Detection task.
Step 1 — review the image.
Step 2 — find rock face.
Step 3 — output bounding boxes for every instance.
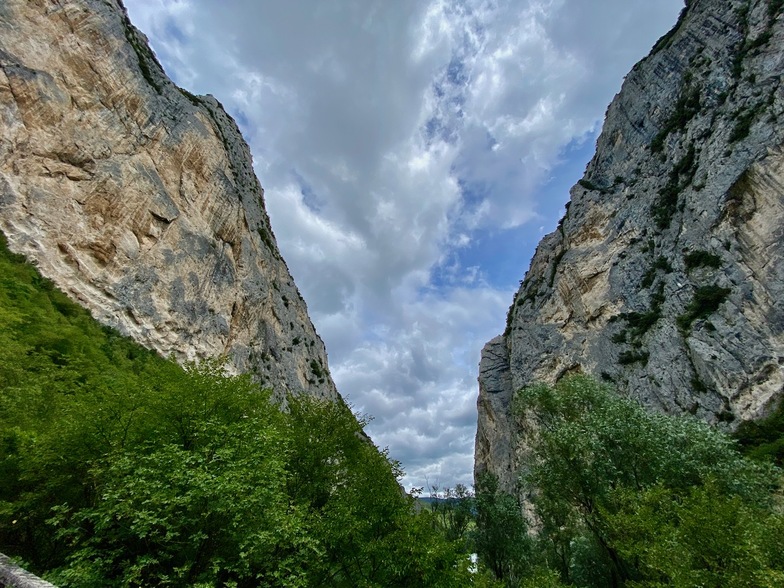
[0,0,337,401]
[477,0,784,491]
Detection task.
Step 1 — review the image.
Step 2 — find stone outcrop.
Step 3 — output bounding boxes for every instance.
[0,0,337,401]
[0,552,56,588]
[477,0,784,490]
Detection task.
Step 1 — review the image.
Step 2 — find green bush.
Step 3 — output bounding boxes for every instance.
[618,350,649,365]
[770,0,784,21]
[650,87,701,153]
[735,400,784,466]
[651,145,697,230]
[684,249,722,270]
[641,256,673,288]
[578,179,600,192]
[729,109,756,143]
[677,284,731,332]
[613,284,665,365]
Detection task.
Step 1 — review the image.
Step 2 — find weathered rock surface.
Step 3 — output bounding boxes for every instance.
[0,552,56,588]
[0,0,337,401]
[477,0,784,490]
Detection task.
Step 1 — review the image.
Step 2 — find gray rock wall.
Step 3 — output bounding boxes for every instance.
[0,0,338,401]
[0,553,56,588]
[477,0,784,489]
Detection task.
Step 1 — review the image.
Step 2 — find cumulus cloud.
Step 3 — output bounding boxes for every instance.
[125,0,683,488]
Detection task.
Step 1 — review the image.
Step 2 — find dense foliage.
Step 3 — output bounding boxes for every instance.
[471,375,784,588]
[473,474,532,585]
[735,399,784,466]
[0,234,474,586]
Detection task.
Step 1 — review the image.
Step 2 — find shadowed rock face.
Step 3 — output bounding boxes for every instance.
[0,551,57,588]
[477,0,784,491]
[0,0,337,401]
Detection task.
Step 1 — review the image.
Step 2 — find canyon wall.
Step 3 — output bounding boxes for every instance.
[477,0,784,490]
[0,0,337,401]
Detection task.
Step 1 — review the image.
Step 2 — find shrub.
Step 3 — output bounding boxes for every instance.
[652,145,697,230]
[684,249,722,270]
[618,350,649,365]
[548,250,566,288]
[729,108,756,143]
[677,284,731,332]
[650,87,701,153]
[735,399,784,466]
[578,179,600,191]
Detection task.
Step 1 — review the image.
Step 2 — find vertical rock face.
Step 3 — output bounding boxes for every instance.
[477,0,784,490]
[0,0,338,401]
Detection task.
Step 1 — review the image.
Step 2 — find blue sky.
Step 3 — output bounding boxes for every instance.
[124,0,683,490]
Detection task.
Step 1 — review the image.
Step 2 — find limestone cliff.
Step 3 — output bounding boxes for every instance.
[0,0,337,401]
[477,0,784,491]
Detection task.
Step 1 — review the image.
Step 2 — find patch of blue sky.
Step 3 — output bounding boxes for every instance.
[534,131,599,228]
[163,18,187,44]
[455,175,489,210]
[233,109,251,132]
[445,56,468,86]
[291,169,322,213]
[430,129,600,292]
[430,225,540,292]
[424,75,468,146]
[424,115,460,146]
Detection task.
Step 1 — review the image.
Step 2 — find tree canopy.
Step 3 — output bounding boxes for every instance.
[496,375,784,587]
[0,233,475,586]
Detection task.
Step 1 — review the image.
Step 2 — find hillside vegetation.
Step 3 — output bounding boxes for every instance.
[0,233,479,587]
[469,376,784,587]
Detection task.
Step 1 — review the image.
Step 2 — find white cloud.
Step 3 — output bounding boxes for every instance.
[125,0,683,489]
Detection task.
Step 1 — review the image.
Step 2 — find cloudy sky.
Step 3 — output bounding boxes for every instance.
[124,0,683,491]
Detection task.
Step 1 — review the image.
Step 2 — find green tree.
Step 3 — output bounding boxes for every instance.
[514,375,782,587]
[284,396,473,586]
[45,366,313,587]
[473,473,533,585]
[605,482,784,588]
[429,483,474,545]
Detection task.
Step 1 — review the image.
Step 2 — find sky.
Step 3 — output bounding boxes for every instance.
[124,0,684,491]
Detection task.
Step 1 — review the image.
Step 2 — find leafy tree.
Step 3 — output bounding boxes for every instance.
[429,483,475,544]
[605,482,784,588]
[513,375,782,587]
[734,400,784,466]
[284,396,473,586]
[0,233,174,567]
[44,366,313,587]
[473,473,533,585]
